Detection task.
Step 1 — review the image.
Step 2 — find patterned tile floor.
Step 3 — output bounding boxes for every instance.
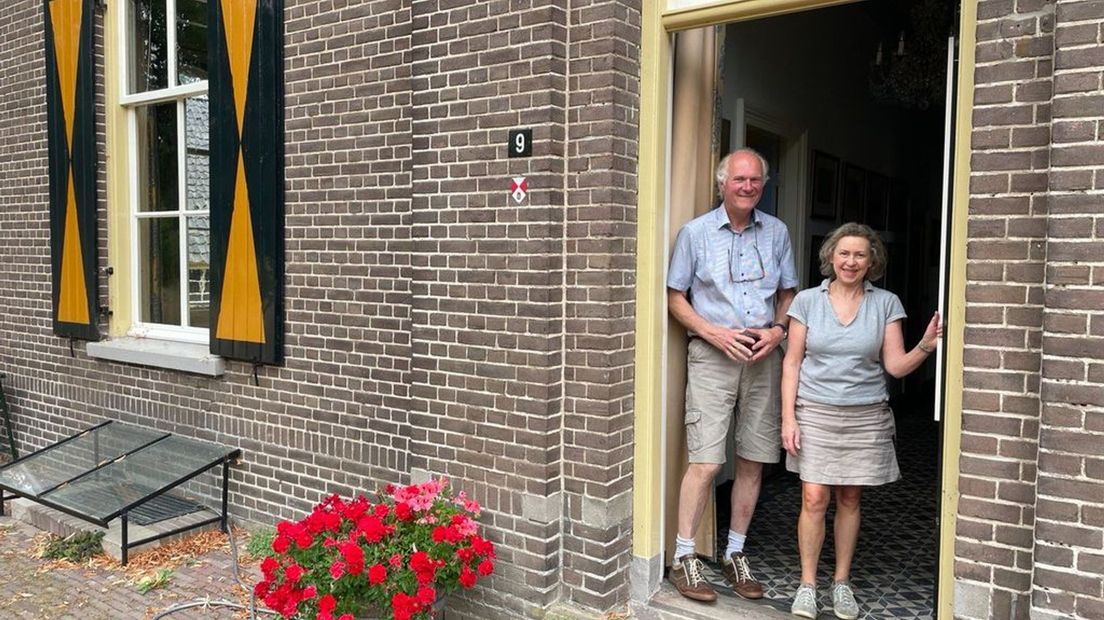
[708,412,939,619]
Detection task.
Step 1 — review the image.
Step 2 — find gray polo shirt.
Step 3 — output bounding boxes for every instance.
[667,206,798,331]
[787,279,907,406]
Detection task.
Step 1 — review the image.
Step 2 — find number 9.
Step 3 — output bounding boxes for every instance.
[514,133,526,153]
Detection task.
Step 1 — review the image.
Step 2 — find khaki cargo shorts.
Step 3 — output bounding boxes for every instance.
[684,338,782,464]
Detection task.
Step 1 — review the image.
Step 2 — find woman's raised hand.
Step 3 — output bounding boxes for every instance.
[921,311,943,351]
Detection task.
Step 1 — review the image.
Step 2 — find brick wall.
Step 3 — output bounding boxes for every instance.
[956,1,1054,617]
[1033,1,1104,618]
[0,0,643,617]
[560,0,640,610]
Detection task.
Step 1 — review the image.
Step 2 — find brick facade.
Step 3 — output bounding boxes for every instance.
[957,1,1104,619]
[1,0,1101,618]
[0,0,641,617]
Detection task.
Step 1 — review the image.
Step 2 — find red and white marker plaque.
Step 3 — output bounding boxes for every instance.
[511,176,528,204]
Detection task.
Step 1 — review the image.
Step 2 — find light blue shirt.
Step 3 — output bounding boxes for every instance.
[787,279,907,406]
[667,206,799,331]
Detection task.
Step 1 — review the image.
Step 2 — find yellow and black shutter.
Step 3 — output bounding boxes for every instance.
[208,0,283,364]
[46,0,98,341]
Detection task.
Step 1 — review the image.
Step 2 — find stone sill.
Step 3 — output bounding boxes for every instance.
[87,337,225,377]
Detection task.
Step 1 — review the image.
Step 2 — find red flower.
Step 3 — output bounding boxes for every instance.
[260,556,279,579]
[253,581,270,598]
[338,615,354,620]
[357,515,388,543]
[394,502,414,521]
[338,541,364,575]
[477,559,494,576]
[456,547,475,564]
[368,563,387,585]
[319,593,337,614]
[470,535,494,557]
[272,535,291,553]
[459,567,477,588]
[409,551,433,572]
[330,560,346,580]
[373,503,390,519]
[284,564,305,583]
[416,585,437,605]
[389,553,404,568]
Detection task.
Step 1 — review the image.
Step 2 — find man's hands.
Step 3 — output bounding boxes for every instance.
[703,325,784,363]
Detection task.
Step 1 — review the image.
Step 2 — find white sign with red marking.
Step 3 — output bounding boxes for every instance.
[511,177,528,204]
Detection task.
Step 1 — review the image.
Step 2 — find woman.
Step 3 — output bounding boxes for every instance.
[781,223,942,619]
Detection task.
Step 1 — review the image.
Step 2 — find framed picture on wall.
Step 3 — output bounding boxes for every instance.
[865,173,890,231]
[810,151,839,220]
[841,164,866,223]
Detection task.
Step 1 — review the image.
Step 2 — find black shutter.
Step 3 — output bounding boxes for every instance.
[46,0,98,340]
[208,0,284,364]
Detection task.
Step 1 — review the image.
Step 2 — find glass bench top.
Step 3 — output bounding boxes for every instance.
[0,423,167,496]
[0,421,239,524]
[44,434,235,522]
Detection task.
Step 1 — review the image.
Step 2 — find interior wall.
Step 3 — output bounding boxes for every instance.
[721,7,905,180]
[719,3,948,402]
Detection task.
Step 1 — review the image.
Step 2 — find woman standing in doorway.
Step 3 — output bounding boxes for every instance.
[781,223,942,619]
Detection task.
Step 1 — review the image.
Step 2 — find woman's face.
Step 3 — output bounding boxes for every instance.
[831,235,871,285]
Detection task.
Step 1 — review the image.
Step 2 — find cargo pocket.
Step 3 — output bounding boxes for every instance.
[685,409,703,452]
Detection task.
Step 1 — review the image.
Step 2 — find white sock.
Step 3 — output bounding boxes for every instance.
[725,529,746,558]
[675,535,695,561]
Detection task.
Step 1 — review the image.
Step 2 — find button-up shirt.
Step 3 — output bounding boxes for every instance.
[667,206,798,331]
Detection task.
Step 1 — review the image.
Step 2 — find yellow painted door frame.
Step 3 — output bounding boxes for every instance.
[631,2,977,617]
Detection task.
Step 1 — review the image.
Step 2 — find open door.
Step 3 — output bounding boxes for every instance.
[663,25,721,564]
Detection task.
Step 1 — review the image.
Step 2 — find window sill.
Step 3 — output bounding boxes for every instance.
[87,337,225,377]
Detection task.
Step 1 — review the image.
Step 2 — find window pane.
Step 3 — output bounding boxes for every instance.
[187,216,210,328]
[139,217,181,325]
[185,96,209,210]
[128,0,168,92]
[177,0,208,84]
[135,102,178,212]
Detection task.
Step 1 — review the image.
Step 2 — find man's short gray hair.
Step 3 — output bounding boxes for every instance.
[715,148,771,189]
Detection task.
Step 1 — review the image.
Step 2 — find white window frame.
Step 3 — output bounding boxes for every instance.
[118,0,210,345]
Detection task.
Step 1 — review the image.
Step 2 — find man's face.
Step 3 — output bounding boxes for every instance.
[721,153,765,215]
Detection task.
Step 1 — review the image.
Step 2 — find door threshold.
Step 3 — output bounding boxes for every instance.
[632,583,789,619]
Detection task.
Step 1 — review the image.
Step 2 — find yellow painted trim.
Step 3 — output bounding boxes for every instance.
[104,0,132,336]
[939,2,976,618]
[632,0,670,559]
[662,0,857,31]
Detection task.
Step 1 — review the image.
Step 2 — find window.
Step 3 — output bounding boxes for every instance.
[121,0,210,343]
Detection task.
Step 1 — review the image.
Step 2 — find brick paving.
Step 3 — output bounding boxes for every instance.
[0,515,263,620]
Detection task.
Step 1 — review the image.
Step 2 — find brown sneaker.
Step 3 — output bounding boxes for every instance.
[721,551,764,600]
[668,554,717,602]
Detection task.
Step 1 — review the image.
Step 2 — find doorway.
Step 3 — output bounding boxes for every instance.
[663,1,957,618]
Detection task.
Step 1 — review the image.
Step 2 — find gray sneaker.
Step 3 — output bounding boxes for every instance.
[791,583,817,619]
[832,580,859,620]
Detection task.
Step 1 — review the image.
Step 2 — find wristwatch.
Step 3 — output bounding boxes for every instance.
[769,322,788,339]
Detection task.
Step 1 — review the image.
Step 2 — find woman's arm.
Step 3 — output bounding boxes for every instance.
[781,319,807,456]
[882,312,943,378]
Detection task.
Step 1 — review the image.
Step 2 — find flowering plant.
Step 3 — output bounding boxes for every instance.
[256,477,495,620]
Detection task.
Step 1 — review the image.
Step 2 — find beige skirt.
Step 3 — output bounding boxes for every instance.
[785,398,900,486]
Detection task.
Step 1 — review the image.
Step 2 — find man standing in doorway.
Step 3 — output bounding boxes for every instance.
[666,148,798,602]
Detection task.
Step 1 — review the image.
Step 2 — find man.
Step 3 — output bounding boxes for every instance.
[666,148,798,602]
